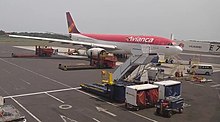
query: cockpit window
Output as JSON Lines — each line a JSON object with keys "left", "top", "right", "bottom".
{"left": 167, "top": 42, "right": 176, "bottom": 46}
{"left": 167, "top": 43, "right": 174, "bottom": 46}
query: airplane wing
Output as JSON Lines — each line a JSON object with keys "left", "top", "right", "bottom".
{"left": 9, "top": 35, "right": 117, "bottom": 49}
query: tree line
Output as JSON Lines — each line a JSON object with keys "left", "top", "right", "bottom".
{"left": 10, "top": 32, "right": 71, "bottom": 40}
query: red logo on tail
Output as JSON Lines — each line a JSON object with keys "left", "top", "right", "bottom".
{"left": 66, "top": 12, "right": 80, "bottom": 33}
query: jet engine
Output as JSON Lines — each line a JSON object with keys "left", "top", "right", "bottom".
{"left": 86, "top": 48, "right": 107, "bottom": 57}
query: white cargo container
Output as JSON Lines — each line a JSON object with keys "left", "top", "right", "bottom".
{"left": 154, "top": 80, "right": 181, "bottom": 100}
{"left": 125, "top": 84, "right": 159, "bottom": 110}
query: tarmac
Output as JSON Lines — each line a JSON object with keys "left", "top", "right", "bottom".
{"left": 0, "top": 39, "right": 220, "bottom": 122}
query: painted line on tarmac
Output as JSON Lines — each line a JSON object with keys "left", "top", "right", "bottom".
{"left": 20, "top": 79, "right": 31, "bottom": 85}
{"left": 210, "top": 81, "right": 217, "bottom": 84}
{"left": 57, "top": 53, "right": 88, "bottom": 59}
{"left": 210, "top": 84, "right": 220, "bottom": 88}
{"left": 59, "top": 104, "right": 72, "bottom": 110}
{"left": 180, "top": 53, "right": 220, "bottom": 58}
{"left": 218, "top": 91, "right": 220, "bottom": 101}
{"left": 128, "top": 111, "right": 158, "bottom": 122}
{"left": 4, "top": 87, "right": 80, "bottom": 99}
{"left": 106, "top": 101, "right": 118, "bottom": 107}
{"left": 194, "top": 84, "right": 204, "bottom": 87}
{"left": 75, "top": 89, "right": 102, "bottom": 101}
{"left": 0, "top": 58, "right": 71, "bottom": 88}
{"left": 10, "top": 97, "right": 42, "bottom": 122}
{"left": 2, "top": 69, "right": 11, "bottom": 74}
{"left": 75, "top": 89, "right": 158, "bottom": 122}
{"left": 189, "top": 82, "right": 194, "bottom": 85}
{"left": 60, "top": 114, "right": 78, "bottom": 122}
{"left": 47, "top": 87, "right": 81, "bottom": 93}
{"left": 0, "top": 86, "right": 10, "bottom": 95}
{"left": 92, "top": 118, "right": 101, "bottom": 122}
{"left": 186, "top": 81, "right": 205, "bottom": 87}
{"left": 45, "top": 92, "right": 65, "bottom": 104}
{"left": 75, "top": 89, "right": 118, "bottom": 107}
{"left": 214, "top": 70, "right": 220, "bottom": 73}
{"left": 76, "top": 89, "right": 119, "bottom": 107}
{"left": 96, "top": 106, "right": 117, "bottom": 117}
{"left": 183, "top": 103, "right": 191, "bottom": 108}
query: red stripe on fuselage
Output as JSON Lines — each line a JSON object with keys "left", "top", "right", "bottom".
{"left": 81, "top": 33, "right": 173, "bottom": 45}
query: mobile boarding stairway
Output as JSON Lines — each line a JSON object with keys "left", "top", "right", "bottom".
{"left": 80, "top": 45, "right": 159, "bottom": 102}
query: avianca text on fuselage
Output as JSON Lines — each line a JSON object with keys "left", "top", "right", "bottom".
{"left": 126, "top": 36, "right": 154, "bottom": 43}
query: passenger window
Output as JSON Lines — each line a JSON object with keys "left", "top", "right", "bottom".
{"left": 207, "top": 66, "right": 212, "bottom": 69}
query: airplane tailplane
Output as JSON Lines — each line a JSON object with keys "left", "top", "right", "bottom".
{"left": 66, "top": 12, "right": 80, "bottom": 33}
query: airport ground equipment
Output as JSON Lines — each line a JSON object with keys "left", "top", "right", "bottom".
{"left": 12, "top": 45, "right": 54, "bottom": 58}
{"left": 80, "top": 71, "right": 134, "bottom": 102}
{"left": 154, "top": 80, "right": 184, "bottom": 118}
{"left": 150, "top": 68, "right": 165, "bottom": 81}
{"left": 190, "top": 55, "right": 200, "bottom": 65}
{"left": 0, "top": 97, "right": 26, "bottom": 122}
{"left": 113, "top": 45, "right": 158, "bottom": 83}
{"left": 125, "top": 84, "right": 159, "bottom": 110}
{"left": 189, "top": 75, "right": 213, "bottom": 83}
{"left": 187, "top": 64, "right": 213, "bottom": 75}
{"left": 158, "top": 53, "right": 165, "bottom": 63}
{"left": 59, "top": 53, "right": 117, "bottom": 70}
{"left": 80, "top": 45, "right": 159, "bottom": 102}
{"left": 0, "top": 105, "right": 26, "bottom": 122}
{"left": 168, "top": 55, "right": 184, "bottom": 79}
{"left": 59, "top": 64, "right": 98, "bottom": 70}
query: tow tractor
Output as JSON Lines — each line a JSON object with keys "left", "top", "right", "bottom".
{"left": 12, "top": 45, "right": 54, "bottom": 57}
{"left": 154, "top": 80, "right": 184, "bottom": 118}
{"left": 58, "top": 51, "right": 117, "bottom": 70}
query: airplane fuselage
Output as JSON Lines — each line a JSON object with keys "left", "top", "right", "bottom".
{"left": 70, "top": 33, "right": 182, "bottom": 57}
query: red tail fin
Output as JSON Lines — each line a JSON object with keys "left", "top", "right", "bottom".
{"left": 66, "top": 12, "right": 80, "bottom": 33}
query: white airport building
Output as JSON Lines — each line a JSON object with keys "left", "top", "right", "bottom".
{"left": 174, "top": 39, "right": 220, "bottom": 54}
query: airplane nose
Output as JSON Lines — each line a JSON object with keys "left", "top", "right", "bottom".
{"left": 176, "top": 46, "right": 183, "bottom": 53}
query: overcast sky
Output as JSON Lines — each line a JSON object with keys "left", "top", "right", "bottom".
{"left": 0, "top": 0, "right": 220, "bottom": 41}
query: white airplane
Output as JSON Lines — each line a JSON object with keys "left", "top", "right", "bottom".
{"left": 9, "top": 12, "right": 183, "bottom": 61}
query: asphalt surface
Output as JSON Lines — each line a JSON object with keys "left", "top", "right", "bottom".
{"left": 179, "top": 52, "right": 220, "bottom": 64}
{"left": 0, "top": 41, "right": 220, "bottom": 122}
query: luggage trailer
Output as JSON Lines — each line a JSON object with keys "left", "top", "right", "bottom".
{"left": 125, "top": 84, "right": 159, "bottom": 111}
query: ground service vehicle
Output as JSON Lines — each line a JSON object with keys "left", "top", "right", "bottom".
{"left": 154, "top": 80, "right": 184, "bottom": 118}
{"left": 187, "top": 64, "right": 213, "bottom": 75}
{"left": 12, "top": 46, "right": 54, "bottom": 57}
